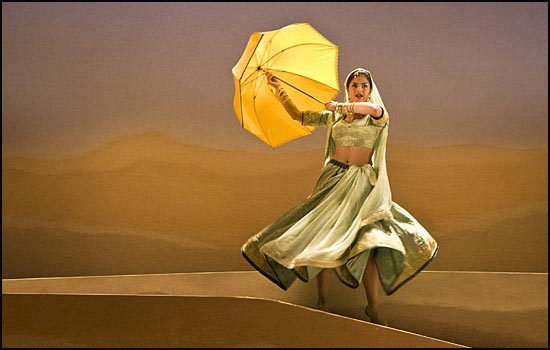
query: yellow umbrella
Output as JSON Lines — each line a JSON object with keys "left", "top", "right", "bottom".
{"left": 232, "top": 23, "right": 340, "bottom": 148}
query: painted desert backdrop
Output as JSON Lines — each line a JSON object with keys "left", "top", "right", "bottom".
{"left": 3, "top": 3, "right": 547, "bottom": 347}
{"left": 3, "top": 131, "right": 547, "bottom": 279}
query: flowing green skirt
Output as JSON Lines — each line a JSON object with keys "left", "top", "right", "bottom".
{"left": 241, "top": 161, "right": 439, "bottom": 295}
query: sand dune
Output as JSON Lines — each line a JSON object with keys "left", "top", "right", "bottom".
{"left": 3, "top": 294, "right": 466, "bottom": 348}
{"left": 3, "top": 271, "right": 547, "bottom": 348}
{"left": 2, "top": 131, "right": 325, "bottom": 177}
{"left": 2, "top": 226, "right": 249, "bottom": 279}
{"left": 2, "top": 131, "right": 547, "bottom": 278}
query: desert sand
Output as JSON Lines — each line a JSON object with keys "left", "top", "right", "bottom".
{"left": 2, "top": 131, "right": 547, "bottom": 278}
{"left": 2, "top": 131, "right": 548, "bottom": 347}
{"left": 3, "top": 271, "right": 547, "bottom": 348}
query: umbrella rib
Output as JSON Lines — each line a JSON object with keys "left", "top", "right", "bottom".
{"left": 238, "top": 34, "right": 264, "bottom": 81}
{"left": 242, "top": 42, "right": 336, "bottom": 86}
{"left": 238, "top": 34, "right": 265, "bottom": 128}
{"left": 264, "top": 65, "right": 338, "bottom": 104}
{"left": 240, "top": 41, "right": 337, "bottom": 89}
{"left": 240, "top": 69, "right": 267, "bottom": 89}
{"left": 273, "top": 76, "right": 325, "bottom": 104}
{"left": 241, "top": 67, "right": 263, "bottom": 87}
{"left": 242, "top": 69, "right": 332, "bottom": 105}
{"left": 261, "top": 42, "right": 338, "bottom": 104}
{"left": 261, "top": 42, "right": 337, "bottom": 67}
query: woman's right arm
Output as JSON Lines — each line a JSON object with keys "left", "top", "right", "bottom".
{"left": 266, "top": 71, "right": 330, "bottom": 126}
{"left": 266, "top": 72, "right": 302, "bottom": 121}
{"left": 275, "top": 86, "right": 303, "bottom": 121}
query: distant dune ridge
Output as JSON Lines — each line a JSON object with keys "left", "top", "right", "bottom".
{"left": 2, "top": 131, "right": 548, "bottom": 278}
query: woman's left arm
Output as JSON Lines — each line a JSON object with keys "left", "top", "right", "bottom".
{"left": 350, "top": 102, "right": 383, "bottom": 118}
{"left": 326, "top": 101, "right": 387, "bottom": 122}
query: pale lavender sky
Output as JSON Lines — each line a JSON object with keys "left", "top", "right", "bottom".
{"left": 2, "top": 2, "right": 548, "bottom": 158}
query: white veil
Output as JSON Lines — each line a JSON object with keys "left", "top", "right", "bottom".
{"left": 324, "top": 68, "right": 393, "bottom": 226}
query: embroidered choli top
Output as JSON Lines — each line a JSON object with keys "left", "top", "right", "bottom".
{"left": 302, "top": 110, "right": 388, "bottom": 149}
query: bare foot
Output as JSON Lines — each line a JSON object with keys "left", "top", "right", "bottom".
{"left": 365, "top": 305, "right": 388, "bottom": 326}
{"left": 316, "top": 300, "right": 329, "bottom": 312}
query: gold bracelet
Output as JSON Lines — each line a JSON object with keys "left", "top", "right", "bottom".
{"left": 336, "top": 103, "right": 344, "bottom": 114}
{"left": 277, "top": 87, "right": 289, "bottom": 103}
{"left": 346, "top": 103, "right": 353, "bottom": 114}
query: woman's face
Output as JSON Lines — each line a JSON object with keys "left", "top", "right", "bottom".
{"left": 347, "top": 75, "right": 371, "bottom": 103}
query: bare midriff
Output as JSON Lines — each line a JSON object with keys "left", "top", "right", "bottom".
{"left": 332, "top": 146, "right": 373, "bottom": 166}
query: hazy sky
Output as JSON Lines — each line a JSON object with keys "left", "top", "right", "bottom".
{"left": 2, "top": 2, "right": 548, "bottom": 158}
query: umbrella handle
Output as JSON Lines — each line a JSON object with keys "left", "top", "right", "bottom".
{"left": 261, "top": 69, "right": 326, "bottom": 105}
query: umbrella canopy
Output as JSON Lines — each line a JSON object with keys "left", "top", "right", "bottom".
{"left": 232, "top": 23, "right": 340, "bottom": 148}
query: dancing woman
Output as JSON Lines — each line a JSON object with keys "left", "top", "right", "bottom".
{"left": 241, "top": 68, "right": 439, "bottom": 325}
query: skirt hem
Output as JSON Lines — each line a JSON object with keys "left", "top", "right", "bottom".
{"left": 385, "top": 243, "right": 440, "bottom": 296}
{"left": 241, "top": 248, "right": 288, "bottom": 291}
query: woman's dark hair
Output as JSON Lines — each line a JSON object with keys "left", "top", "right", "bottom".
{"left": 345, "top": 68, "right": 373, "bottom": 89}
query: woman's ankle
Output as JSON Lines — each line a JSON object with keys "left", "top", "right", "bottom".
{"left": 316, "top": 300, "right": 329, "bottom": 311}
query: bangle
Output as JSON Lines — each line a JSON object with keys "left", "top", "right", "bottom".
{"left": 276, "top": 87, "right": 290, "bottom": 104}
{"left": 371, "top": 106, "right": 384, "bottom": 120}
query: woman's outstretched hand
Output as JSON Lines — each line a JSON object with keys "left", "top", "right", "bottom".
{"left": 265, "top": 71, "right": 281, "bottom": 89}
{"left": 266, "top": 70, "right": 331, "bottom": 108}
{"left": 325, "top": 101, "right": 337, "bottom": 111}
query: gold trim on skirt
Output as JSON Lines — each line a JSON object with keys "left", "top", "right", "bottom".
{"left": 241, "top": 162, "right": 438, "bottom": 295}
